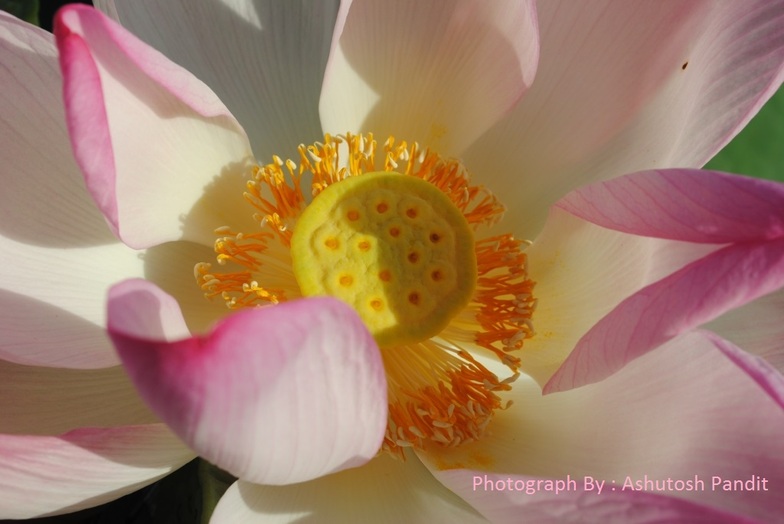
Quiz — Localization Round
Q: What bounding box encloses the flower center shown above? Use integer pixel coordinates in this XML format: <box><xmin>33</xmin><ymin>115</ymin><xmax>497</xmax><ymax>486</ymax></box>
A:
<box><xmin>290</xmin><ymin>171</ymin><xmax>477</xmax><ymax>347</ymax></box>
<box><xmin>195</xmin><ymin>134</ymin><xmax>536</xmax><ymax>457</ymax></box>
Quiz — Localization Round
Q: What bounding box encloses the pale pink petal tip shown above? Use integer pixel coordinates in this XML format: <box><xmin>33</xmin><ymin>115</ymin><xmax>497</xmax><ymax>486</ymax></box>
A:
<box><xmin>107</xmin><ymin>279</ymin><xmax>387</xmax><ymax>485</ymax></box>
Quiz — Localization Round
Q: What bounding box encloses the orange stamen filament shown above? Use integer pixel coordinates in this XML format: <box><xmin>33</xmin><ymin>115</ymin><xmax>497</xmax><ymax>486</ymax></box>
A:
<box><xmin>380</xmin><ymin>338</ymin><xmax>518</xmax><ymax>456</ymax></box>
<box><xmin>194</xmin><ymin>133</ymin><xmax>535</xmax><ymax>455</ymax></box>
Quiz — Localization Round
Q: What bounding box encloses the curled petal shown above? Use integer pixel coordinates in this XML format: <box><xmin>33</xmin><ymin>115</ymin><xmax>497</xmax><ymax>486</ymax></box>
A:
<box><xmin>547</xmin><ymin>238</ymin><xmax>784</xmax><ymax>392</ymax></box>
<box><xmin>0</xmin><ymin>11</ymin><xmax>113</xmax><ymax>247</ymax></box>
<box><xmin>108</xmin><ymin>279</ymin><xmax>387</xmax><ymax>485</ymax></box>
<box><xmin>0</xmin><ymin>12</ymin><xmax>143</xmax><ymax>369</ymax></box>
<box><xmin>520</xmin><ymin>205</ymin><xmax>717</xmax><ymax>386</ymax></box>
<box><xmin>54</xmin><ymin>5</ymin><xmax>254</xmax><ymax>249</ymax></box>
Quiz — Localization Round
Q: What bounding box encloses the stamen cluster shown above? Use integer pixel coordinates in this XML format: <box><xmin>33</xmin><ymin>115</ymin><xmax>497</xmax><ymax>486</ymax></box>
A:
<box><xmin>195</xmin><ymin>134</ymin><xmax>536</xmax><ymax>455</ymax></box>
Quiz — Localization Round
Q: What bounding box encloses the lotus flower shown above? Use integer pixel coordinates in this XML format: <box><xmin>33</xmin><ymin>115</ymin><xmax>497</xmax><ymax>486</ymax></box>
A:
<box><xmin>1</xmin><ymin>1</ymin><xmax>784</xmax><ymax>522</ymax></box>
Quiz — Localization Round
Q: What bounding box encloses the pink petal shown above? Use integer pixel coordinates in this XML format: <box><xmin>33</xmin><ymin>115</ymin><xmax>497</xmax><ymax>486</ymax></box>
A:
<box><xmin>0</xmin><ymin>424</ymin><xmax>192</xmax><ymax>519</ymax></box>
<box><xmin>518</xmin><ymin>206</ymin><xmax>717</xmax><ymax>386</ymax></box>
<box><xmin>421</xmin><ymin>331</ymin><xmax>784</xmax><ymax>523</ymax></box>
<box><xmin>211</xmin><ymin>454</ymin><xmax>486</xmax><ymax>523</ymax></box>
<box><xmin>107</xmin><ymin>279</ymin><xmax>191</xmax><ymax>342</ymax></box>
<box><xmin>320</xmin><ymin>0</ymin><xmax>539</xmax><ymax>156</ymax></box>
<box><xmin>541</xmin><ymin>169</ymin><xmax>784</xmax><ymax>391</ymax></box>
<box><xmin>0</xmin><ymin>12</ymin><xmax>143</xmax><ymax>369</ymax></box>
<box><xmin>95</xmin><ymin>0</ymin><xmax>341</xmax><ymax>161</ymax></box>
<box><xmin>556</xmin><ymin>169</ymin><xmax>784</xmax><ymax>243</ymax></box>
<box><xmin>54</xmin><ymin>5</ymin><xmax>254</xmax><ymax>249</ymax></box>
<box><xmin>465</xmin><ymin>0</ymin><xmax>784</xmax><ymax>239</ymax></box>
<box><xmin>108</xmin><ymin>279</ymin><xmax>387</xmax><ymax>485</ymax></box>
<box><xmin>546</xmin><ymin>237</ymin><xmax>784</xmax><ymax>392</ymax></box>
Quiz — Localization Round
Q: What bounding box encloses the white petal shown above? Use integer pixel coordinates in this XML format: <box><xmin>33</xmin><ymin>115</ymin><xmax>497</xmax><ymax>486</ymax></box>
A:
<box><xmin>706</xmin><ymin>288</ymin><xmax>784</xmax><ymax>372</ymax></box>
<box><xmin>0</xmin><ymin>12</ymin><xmax>144</xmax><ymax>369</ymax></box>
<box><xmin>0</xmin><ymin>11</ymin><xmax>114</xmax><ymax>247</ymax></box>
<box><xmin>520</xmin><ymin>207</ymin><xmax>717</xmax><ymax>385</ymax></box>
<box><xmin>211</xmin><ymin>453</ymin><xmax>487</xmax><ymax>524</ymax></box>
<box><xmin>320</xmin><ymin>0</ymin><xmax>539</xmax><ymax>156</ymax></box>
<box><xmin>0</xmin><ymin>359</ymin><xmax>156</xmax><ymax>435</ymax></box>
<box><xmin>0</xmin><ymin>425</ymin><xmax>192</xmax><ymax>519</ymax></box>
<box><xmin>56</xmin><ymin>5</ymin><xmax>254</xmax><ymax>248</ymax></box>
<box><xmin>420</xmin><ymin>331</ymin><xmax>784</xmax><ymax>523</ymax></box>
<box><xmin>96</xmin><ymin>0</ymin><xmax>341</xmax><ymax>160</ymax></box>
<box><xmin>0</xmin><ymin>240</ymin><xmax>145</xmax><ymax>368</ymax></box>
<box><xmin>465</xmin><ymin>0</ymin><xmax>784</xmax><ymax>239</ymax></box>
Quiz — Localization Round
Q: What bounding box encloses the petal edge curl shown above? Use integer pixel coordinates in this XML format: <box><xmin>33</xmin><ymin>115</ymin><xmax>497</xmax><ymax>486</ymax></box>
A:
<box><xmin>54</xmin><ymin>5</ymin><xmax>254</xmax><ymax>249</ymax></box>
<box><xmin>108</xmin><ymin>279</ymin><xmax>387</xmax><ymax>485</ymax></box>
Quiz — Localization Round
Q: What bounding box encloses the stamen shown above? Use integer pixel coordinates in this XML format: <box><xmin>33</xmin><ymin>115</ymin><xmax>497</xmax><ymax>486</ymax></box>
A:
<box><xmin>303</xmin><ymin>134</ymin><xmax>506</xmax><ymax>229</ymax></box>
<box><xmin>245</xmin><ymin>157</ymin><xmax>306</xmax><ymax>246</ymax></box>
<box><xmin>195</xmin><ymin>228</ymin><xmax>298</xmax><ymax>309</ymax></box>
<box><xmin>193</xmin><ymin>133</ymin><xmax>535</xmax><ymax>454</ymax></box>
<box><xmin>380</xmin><ymin>338</ymin><xmax>517</xmax><ymax>458</ymax></box>
<box><xmin>472</xmin><ymin>235</ymin><xmax>536</xmax><ymax>370</ymax></box>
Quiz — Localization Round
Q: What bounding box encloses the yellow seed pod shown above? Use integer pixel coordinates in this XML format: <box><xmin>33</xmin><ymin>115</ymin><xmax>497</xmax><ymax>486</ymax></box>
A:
<box><xmin>291</xmin><ymin>171</ymin><xmax>477</xmax><ymax>347</ymax></box>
